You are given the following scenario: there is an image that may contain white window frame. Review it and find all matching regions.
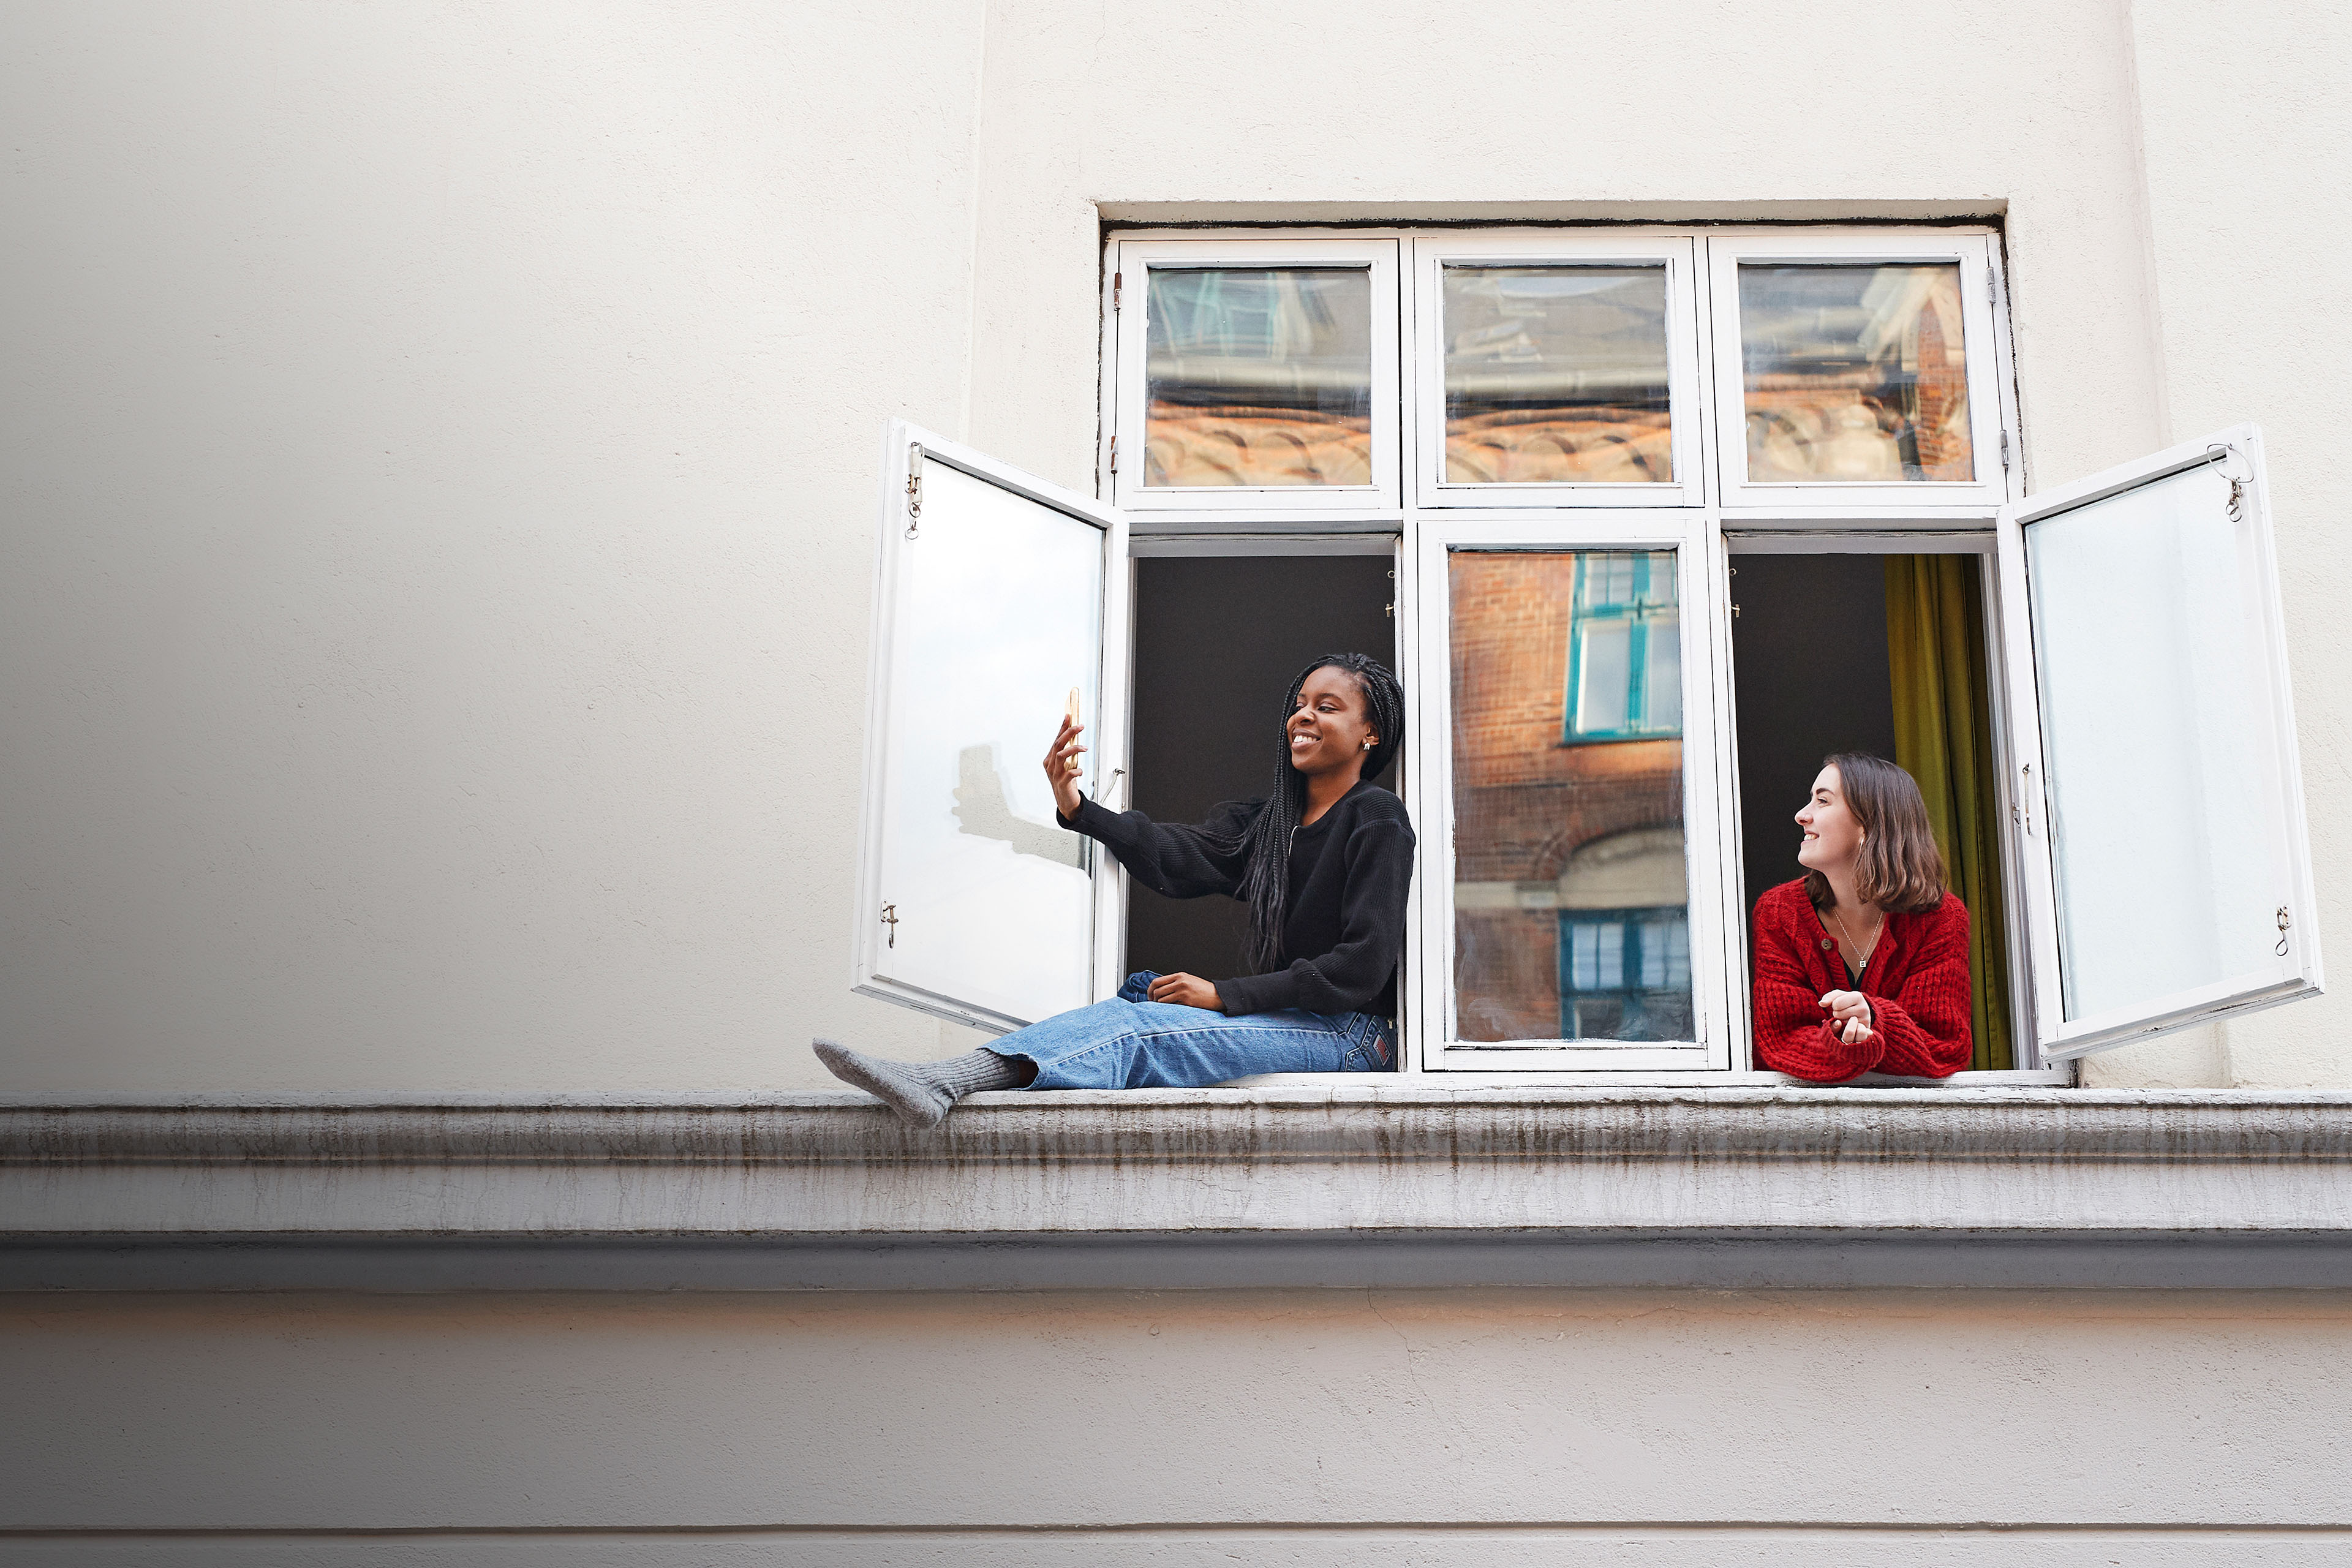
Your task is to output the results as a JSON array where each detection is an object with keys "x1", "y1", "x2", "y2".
[
  {"x1": 851, "y1": 420, "x2": 1132, "y2": 1034},
  {"x1": 1994, "y1": 423, "x2": 2324, "y2": 1060},
  {"x1": 1411, "y1": 233, "x2": 1706, "y2": 510},
  {"x1": 1110, "y1": 237, "x2": 1403, "y2": 518},
  {"x1": 1409, "y1": 510, "x2": 1736, "y2": 1073},
  {"x1": 1705, "y1": 231, "x2": 2012, "y2": 516},
  {"x1": 862, "y1": 222, "x2": 2320, "y2": 1090},
  {"x1": 1720, "y1": 528, "x2": 2050, "y2": 1081},
  {"x1": 1097, "y1": 224, "x2": 2052, "y2": 1084}
]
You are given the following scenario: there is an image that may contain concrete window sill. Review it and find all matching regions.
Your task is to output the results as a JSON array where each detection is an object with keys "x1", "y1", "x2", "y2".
[{"x1": 6, "y1": 1088, "x2": 2351, "y2": 1292}]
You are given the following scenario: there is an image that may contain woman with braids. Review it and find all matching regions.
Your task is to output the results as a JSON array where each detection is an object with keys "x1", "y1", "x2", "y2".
[
  {"x1": 815, "y1": 654, "x2": 1413, "y2": 1127},
  {"x1": 1751, "y1": 752, "x2": 1972, "y2": 1082}
]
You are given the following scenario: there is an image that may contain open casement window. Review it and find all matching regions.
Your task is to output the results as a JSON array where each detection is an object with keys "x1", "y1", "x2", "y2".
[
  {"x1": 1111, "y1": 238, "x2": 1401, "y2": 516},
  {"x1": 1411, "y1": 234, "x2": 1704, "y2": 510},
  {"x1": 1411, "y1": 511, "x2": 1736, "y2": 1071},
  {"x1": 1997, "y1": 424, "x2": 2323, "y2": 1060},
  {"x1": 853, "y1": 421, "x2": 1131, "y2": 1035},
  {"x1": 1706, "y1": 233, "x2": 2010, "y2": 514}
]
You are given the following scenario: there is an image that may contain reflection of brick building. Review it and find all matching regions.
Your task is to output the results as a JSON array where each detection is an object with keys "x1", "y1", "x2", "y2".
[
  {"x1": 1450, "y1": 553, "x2": 1686, "y2": 1042},
  {"x1": 1741, "y1": 265, "x2": 1972, "y2": 482}
]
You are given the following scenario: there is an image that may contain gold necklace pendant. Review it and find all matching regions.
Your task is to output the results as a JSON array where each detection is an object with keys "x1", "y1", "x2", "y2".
[{"x1": 1828, "y1": 905, "x2": 1883, "y2": 974}]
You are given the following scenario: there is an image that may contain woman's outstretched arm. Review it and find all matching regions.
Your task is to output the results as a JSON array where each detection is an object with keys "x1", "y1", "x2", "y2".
[
  {"x1": 1058, "y1": 793, "x2": 1257, "y2": 899},
  {"x1": 1044, "y1": 713, "x2": 1254, "y2": 899}
]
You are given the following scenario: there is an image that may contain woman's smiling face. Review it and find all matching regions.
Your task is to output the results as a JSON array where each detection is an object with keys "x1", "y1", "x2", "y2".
[
  {"x1": 1796, "y1": 763, "x2": 1864, "y2": 873},
  {"x1": 1287, "y1": 665, "x2": 1378, "y2": 778}
]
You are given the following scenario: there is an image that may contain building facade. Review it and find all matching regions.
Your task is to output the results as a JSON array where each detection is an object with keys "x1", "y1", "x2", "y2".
[{"x1": 7, "y1": 1, "x2": 2352, "y2": 1561}]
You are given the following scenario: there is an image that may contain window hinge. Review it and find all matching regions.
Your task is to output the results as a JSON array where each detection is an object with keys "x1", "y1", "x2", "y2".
[
  {"x1": 903, "y1": 444, "x2": 922, "y2": 539},
  {"x1": 1988, "y1": 257, "x2": 1997, "y2": 292},
  {"x1": 2000, "y1": 429, "x2": 2011, "y2": 472},
  {"x1": 1112, "y1": 271, "x2": 1121, "y2": 312},
  {"x1": 1109, "y1": 435, "x2": 1118, "y2": 474}
]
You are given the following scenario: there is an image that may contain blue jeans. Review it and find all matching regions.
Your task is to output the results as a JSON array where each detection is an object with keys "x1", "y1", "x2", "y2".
[{"x1": 987, "y1": 971, "x2": 1395, "y2": 1090}]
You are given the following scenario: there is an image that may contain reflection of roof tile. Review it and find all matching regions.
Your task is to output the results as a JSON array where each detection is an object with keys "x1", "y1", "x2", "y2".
[
  {"x1": 1444, "y1": 408, "x2": 1672, "y2": 484},
  {"x1": 1140, "y1": 405, "x2": 1683, "y2": 488},
  {"x1": 1143, "y1": 406, "x2": 1371, "y2": 487}
]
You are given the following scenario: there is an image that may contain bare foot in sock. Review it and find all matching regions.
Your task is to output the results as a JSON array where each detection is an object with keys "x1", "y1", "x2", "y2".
[{"x1": 812, "y1": 1039, "x2": 1024, "y2": 1128}]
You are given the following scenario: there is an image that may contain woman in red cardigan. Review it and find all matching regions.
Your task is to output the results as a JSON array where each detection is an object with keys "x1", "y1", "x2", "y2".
[{"x1": 1752, "y1": 752, "x2": 1972, "y2": 1081}]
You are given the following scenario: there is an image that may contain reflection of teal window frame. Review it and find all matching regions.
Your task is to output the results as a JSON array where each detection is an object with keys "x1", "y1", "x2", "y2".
[
  {"x1": 1558, "y1": 905, "x2": 1692, "y2": 1041},
  {"x1": 1152, "y1": 270, "x2": 1284, "y2": 359},
  {"x1": 1562, "y1": 551, "x2": 1681, "y2": 744}
]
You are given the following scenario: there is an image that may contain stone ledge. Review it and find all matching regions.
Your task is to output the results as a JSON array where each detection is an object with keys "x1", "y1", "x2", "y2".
[{"x1": 6, "y1": 1090, "x2": 2351, "y2": 1290}]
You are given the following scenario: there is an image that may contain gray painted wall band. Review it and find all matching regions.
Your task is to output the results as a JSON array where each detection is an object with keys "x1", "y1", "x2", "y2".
[{"x1": 12, "y1": 1230, "x2": 2352, "y2": 1294}]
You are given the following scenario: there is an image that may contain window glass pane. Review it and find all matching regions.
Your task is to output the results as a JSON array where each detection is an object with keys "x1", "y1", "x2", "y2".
[
  {"x1": 1643, "y1": 618, "x2": 1683, "y2": 733},
  {"x1": 1143, "y1": 268, "x2": 1373, "y2": 488},
  {"x1": 1574, "y1": 622, "x2": 1632, "y2": 732},
  {"x1": 1564, "y1": 552, "x2": 1681, "y2": 742},
  {"x1": 1450, "y1": 550, "x2": 1693, "y2": 1042},
  {"x1": 2026, "y1": 461, "x2": 2287, "y2": 1022},
  {"x1": 1738, "y1": 263, "x2": 1973, "y2": 483},
  {"x1": 1441, "y1": 265, "x2": 1673, "y2": 484}
]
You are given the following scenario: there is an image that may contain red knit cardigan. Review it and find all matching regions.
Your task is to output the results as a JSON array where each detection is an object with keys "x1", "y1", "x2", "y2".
[{"x1": 1751, "y1": 878, "x2": 1973, "y2": 1082}]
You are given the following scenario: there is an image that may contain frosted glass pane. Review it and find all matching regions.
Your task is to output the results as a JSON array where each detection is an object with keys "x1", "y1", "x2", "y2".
[
  {"x1": 875, "y1": 458, "x2": 1102, "y2": 1026},
  {"x1": 2027, "y1": 461, "x2": 2286, "y2": 1022}
]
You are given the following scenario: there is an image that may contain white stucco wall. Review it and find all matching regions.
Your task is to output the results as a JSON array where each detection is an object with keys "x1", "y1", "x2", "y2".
[
  {"x1": 7, "y1": 1288, "x2": 2352, "y2": 1559},
  {"x1": 2127, "y1": 0, "x2": 2352, "y2": 1085},
  {"x1": 6, "y1": 0, "x2": 2345, "y2": 1095},
  {"x1": 9, "y1": 5, "x2": 2352, "y2": 1556}
]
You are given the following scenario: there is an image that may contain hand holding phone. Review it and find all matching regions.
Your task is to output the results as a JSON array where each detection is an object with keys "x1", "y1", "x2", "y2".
[{"x1": 1044, "y1": 688, "x2": 1086, "y2": 820}]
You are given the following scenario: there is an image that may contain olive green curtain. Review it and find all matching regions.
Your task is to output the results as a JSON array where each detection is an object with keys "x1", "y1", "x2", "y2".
[{"x1": 1885, "y1": 555, "x2": 2013, "y2": 1071}]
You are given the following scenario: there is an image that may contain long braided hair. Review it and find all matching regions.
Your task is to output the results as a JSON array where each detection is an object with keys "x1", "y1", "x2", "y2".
[{"x1": 1225, "y1": 652, "x2": 1406, "y2": 974}]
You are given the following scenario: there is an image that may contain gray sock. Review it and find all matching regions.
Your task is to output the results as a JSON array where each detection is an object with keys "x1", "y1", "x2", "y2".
[{"x1": 811, "y1": 1040, "x2": 1025, "y2": 1128}]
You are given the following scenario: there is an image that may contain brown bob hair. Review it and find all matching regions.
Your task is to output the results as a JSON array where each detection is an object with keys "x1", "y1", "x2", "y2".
[{"x1": 1803, "y1": 752, "x2": 1947, "y2": 914}]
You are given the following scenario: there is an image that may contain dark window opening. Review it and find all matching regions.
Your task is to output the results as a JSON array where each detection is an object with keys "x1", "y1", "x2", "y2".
[
  {"x1": 1124, "y1": 551, "x2": 1396, "y2": 981},
  {"x1": 1729, "y1": 549, "x2": 2015, "y2": 1069}
]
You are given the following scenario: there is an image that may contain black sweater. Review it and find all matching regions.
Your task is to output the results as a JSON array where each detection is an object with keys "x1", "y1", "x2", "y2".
[{"x1": 1058, "y1": 780, "x2": 1415, "y2": 1019}]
